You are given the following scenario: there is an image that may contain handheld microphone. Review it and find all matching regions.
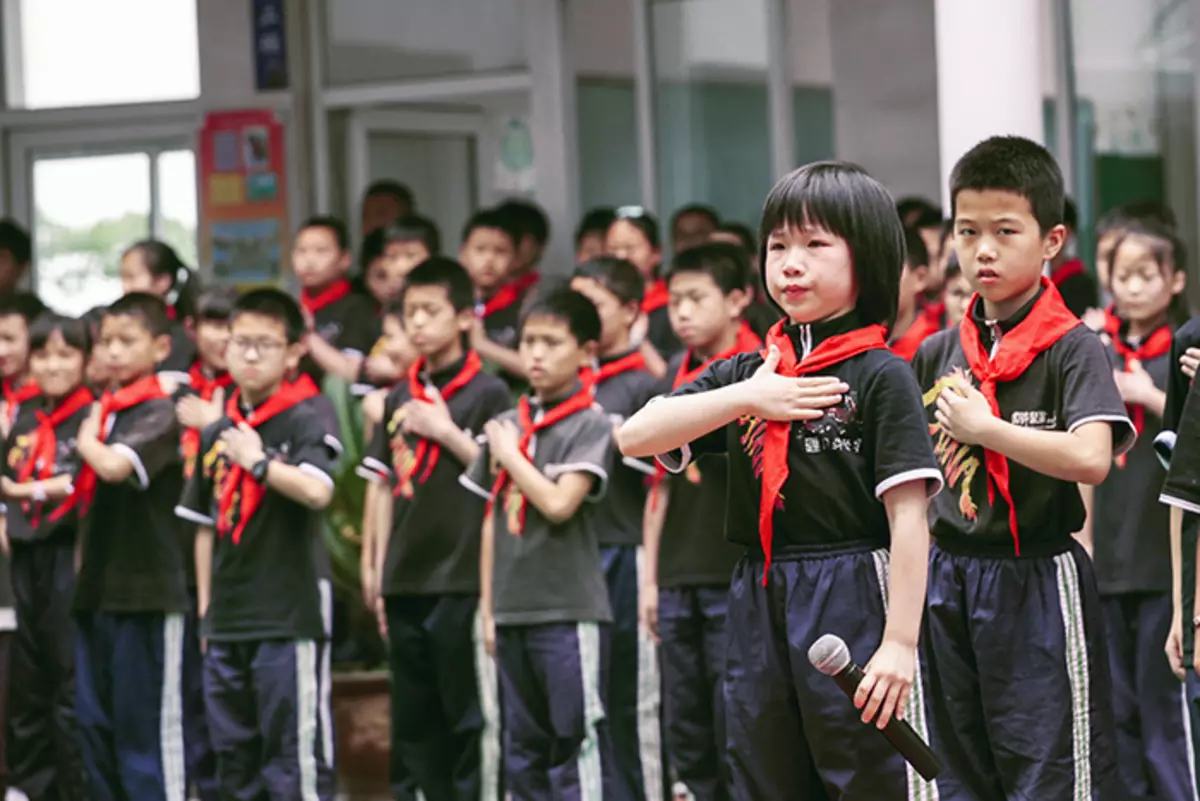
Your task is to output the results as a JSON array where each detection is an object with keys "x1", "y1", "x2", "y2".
[{"x1": 807, "y1": 634, "x2": 943, "y2": 781}]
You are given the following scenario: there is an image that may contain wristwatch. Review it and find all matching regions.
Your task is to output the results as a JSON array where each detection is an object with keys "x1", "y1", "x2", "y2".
[{"x1": 250, "y1": 458, "x2": 270, "y2": 483}]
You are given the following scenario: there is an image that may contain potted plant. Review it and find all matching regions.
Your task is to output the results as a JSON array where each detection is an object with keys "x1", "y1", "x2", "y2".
[{"x1": 321, "y1": 376, "x2": 391, "y2": 799}]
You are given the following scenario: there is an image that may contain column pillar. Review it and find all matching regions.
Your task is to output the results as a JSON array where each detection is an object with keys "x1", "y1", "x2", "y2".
[{"x1": 935, "y1": 0, "x2": 1044, "y2": 209}]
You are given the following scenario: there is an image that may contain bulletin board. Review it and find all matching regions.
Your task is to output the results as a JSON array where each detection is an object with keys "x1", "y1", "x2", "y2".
[{"x1": 199, "y1": 109, "x2": 289, "y2": 287}]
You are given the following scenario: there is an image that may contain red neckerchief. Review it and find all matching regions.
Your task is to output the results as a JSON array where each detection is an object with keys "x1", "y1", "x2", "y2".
[
  {"x1": 166, "y1": 305, "x2": 178, "y2": 321},
  {"x1": 181, "y1": 363, "x2": 234, "y2": 480},
  {"x1": 54, "y1": 376, "x2": 167, "y2": 522},
  {"x1": 1103, "y1": 304, "x2": 1121, "y2": 339},
  {"x1": 1050, "y1": 258, "x2": 1087, "y2": 287},
  {"x1": 1112, "y1": 321, "x2": 1172, "y2": 444},
  {"x1": 481, "y1": 272, "x2": 540, "y2": 319},
  {"x1": 650, "y1": 323, "x2": 763, "y2": 508},
  {"x1": 3, "y1": 378, "x2": 40, "y2": 426},
  {"x1": 889, "y1": 310, "x2": 942, "y2": 361},
  {"x1": 396, "y1": 351, "x2": 482, "y2": 493},
  {"x1": 759, "y1": 320, "x2": 887, "y2": 584},
  {"x1": 924, "y1": 301, "x2": 947, "y2": 329},
  {"x1": 301, "y1": 279, "x2": 352, "y2": 316},
  {"x1": 217, "y1": 379, "x2": 319, "y2": 544},
  {"x1": 583, "y1": 350, "x2": 647, "y2": 392},
  {"x1": 20, "y1": 386, "x2": 94, "y2": 527},
  {"x1": 487, "y1": 385, "x2": 594, "y2": 534},
  {"x1": 958, "y1": 278, "x2": 1080, "y2": 555},
  {"x1": 642, "y1": 280, "x2": 669, "y2": 314}
]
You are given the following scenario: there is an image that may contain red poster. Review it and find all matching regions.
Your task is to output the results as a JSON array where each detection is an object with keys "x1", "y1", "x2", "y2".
[{"x1": 199, "y1": 109, "x2": 289, "y2": 287}]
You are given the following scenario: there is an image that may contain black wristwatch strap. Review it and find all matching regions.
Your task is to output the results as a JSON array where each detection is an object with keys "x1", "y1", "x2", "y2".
[{"x1": 250, "y1": 458, "x2": 270, "y2": 483}]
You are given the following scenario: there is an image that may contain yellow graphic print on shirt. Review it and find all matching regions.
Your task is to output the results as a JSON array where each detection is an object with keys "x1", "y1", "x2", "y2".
[
  {"x1": 386, "y1": 407, "x2": 417, "y2": 499},
  {"x1": 923, "y1": 368, "x2": 980, "y2": 520},
  {"x1": 203, "y1": 440, "x2": 237, "y2": 530},
  {"x1": 7, "y1": 434, "x2": 30, "y2": 472},
  {"x1": 739, "y1": 414, "x2": 784, "y2": 510},
  {"x1": 505, "y1": 483, "x2": 524, "y2": 532}
]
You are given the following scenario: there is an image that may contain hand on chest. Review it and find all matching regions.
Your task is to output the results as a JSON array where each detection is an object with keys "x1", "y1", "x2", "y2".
[{"x1": 738, "y1": 391, "x2": 863, "y2": 464}]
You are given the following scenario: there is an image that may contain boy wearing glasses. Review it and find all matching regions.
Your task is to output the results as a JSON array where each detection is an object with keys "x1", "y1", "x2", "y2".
[{"x1": 176, "y1": 289, "x2": 340, "y2": 801}]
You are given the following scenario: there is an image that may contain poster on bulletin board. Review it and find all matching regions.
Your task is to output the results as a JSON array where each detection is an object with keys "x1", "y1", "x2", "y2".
[{"x1": 199, "y1": 109, "x2": 288, "y2": 288}]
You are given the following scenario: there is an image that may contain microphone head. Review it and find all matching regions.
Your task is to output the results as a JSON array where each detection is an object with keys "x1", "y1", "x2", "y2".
[{"x1": 808, "y1": 634, "x2": 851, "y2": 676}]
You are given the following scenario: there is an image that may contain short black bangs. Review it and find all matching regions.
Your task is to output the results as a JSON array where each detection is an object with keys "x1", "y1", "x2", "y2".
[{"x1": 757, "y1": 161, "x2": 904, "y2": 327}]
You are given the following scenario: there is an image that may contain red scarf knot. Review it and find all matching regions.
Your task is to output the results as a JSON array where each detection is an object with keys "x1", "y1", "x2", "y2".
[
  {"x1": 300, "y1": 279, "x2": 352, "y2": 316},
  {"x1": 394, "y1": 352, "x2": 482, "y2": 495},
  {"x1": 19, "y1": 386, "x2": 94, "y2": 526},
  {"x1": 480, "y1": 272, "x2": 541, "y2": 319},
  {"x1": 216, "y1": 379, "x2": 319, "y2": 544},
  {"x1": 55, "y1": 376, "x2": 168, "y2": 522},
  {"x1": 650, "y1": 323, "x2": 763, "y2": 509},
  {"x1": 1111, "y1": 322, "x2": 1172, "y2": 466},
  {"x1": 757, "y1": 319, "x2": 887, "y2": 585},
  {"x1": 641, "y1": 280, "x2": 670, "y2": 314},
  {"x1": 2, "y1": 379, "x2": 41, "y2": 426},
  {"x1": 957, "y1": 278, "x2": 1080, "y2": 555},
  {"x1": 181, "y1": 363, "x2": 234, "y2": 479},
  {"x1": 486, "y1": 385, "x2": 595, "y2": 534}
]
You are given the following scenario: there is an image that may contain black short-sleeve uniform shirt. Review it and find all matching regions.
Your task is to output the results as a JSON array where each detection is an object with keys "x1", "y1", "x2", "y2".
[
  {"x1": 462, "y1": 397, "x2": 613, "y2": 625},
  {"x1": 75, "y1": 397, "x2": 187, "y2": 614},
  {"x1": 655, "y1": 351, "x2": 746, "y2": 588},
  {"x1": 3, "y1": 398, "x2": 90, "y2": 544},
  {"x1": 647, "y1": 306, "x2": 682, "y2": 359},
  {"x1": 590, "y1": 352, "x2": 660, "y2": 548},
  {"x1": 1093, "y1": 328, "x2": 1172, "y2": 594},
  {"x1": 160, "y1": 320, "x2": 198, "y2": 374},
  {"x1": 912, "y1": 294, "x2": 1135, "y2": 555},
  {"x1": 659, "y1": 314, "x2": 944, "y2": 554},
  {"x1": 176, "y1": 400, "x2": 337, "y2": 641},
  {"x1": 359, "y1": 357, "x2": 511, "y2": 596},
  {"x1": 302, "y1": 291, "x2": 382, "y2": 384}
]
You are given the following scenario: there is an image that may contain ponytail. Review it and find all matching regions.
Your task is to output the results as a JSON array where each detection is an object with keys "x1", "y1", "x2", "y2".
[{"x1": 123, "y1": 239, "x2": 201, "y2": 320}]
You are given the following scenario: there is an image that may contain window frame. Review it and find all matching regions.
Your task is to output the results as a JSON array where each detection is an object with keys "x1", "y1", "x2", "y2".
[{"x1": 7, "y1": 119, "x2": 198, "y2": 292}]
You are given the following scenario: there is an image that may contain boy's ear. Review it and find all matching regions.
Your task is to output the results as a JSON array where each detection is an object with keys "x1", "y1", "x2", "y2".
[
  {"x1": 725, "y1": 287, "x2": 750, "y2": 317},
  {"x1": 1172, "y1": 269, "x2": 1188, "y2": 296},
  {"x1": 285, "y1": 342, "x2": 305, "y2": 372},
  {"x1": 152, "y1": 333, "x2": 173, "y2": 365},
  {"x1": 1041, "y1": 223, "x2": 1067, "y2": 263},
  {"x1": 912, "y1": 263, "x2": 930, "y2": 293},
  {"x1": 456, "y1": 307, "x2": 477, "y2": 333}
]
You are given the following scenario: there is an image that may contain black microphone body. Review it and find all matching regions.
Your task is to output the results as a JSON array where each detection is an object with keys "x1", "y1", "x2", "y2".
[{"x1": 830, "y1": 661, "x2": 943, "y2": 781}]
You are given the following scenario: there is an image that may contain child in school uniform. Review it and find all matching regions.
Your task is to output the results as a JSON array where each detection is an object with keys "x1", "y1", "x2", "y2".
[
  {"x1": 888, "y1": 228, "x2": 939, "y2": 361},
  {"x1": 176, "y1": 289, "x2": 340, "y2": 801},
  {"x1": 0, "y1": 293, "x2": 48, "y2": 429},
  {"x1": 575, "y1": 208, "x2": 617, "y2": 264},
  {"x1": 571, "y1": 256, "x2": 665, "y2": 801},
  {"x1": 637, "y1": 243, "x2": 760, "y2": 801},
  {"x1": 461, "y1": 209, "x2": 530, "y2": 382},
  {"x1": 295, "y1": 215, "x2": 382, "y2": 385},
  {"x1": 72, "y1": 292, "x2": 189, "y2": 801},
  {"x1": 1087, "y1": 220, "x2": 1194, "y2": 798},
  {"x1": 357, "y1": 257, "x2": 510, "y2": 799},
  {"x1": 2, "y1": 313, "x2": 92, "y2": 801},
  {"x1": 120, "y1": 239, "x2": 200, "y2": 374},
  {"x1": 605, "y1": 208, "x2": 680, "y2": 365},
  {"x1": 912, "y1": 136, "x2": 1134, "y2": 800},
  {"x1": 495, "y1": 199, "x2": 549, "y2": 285},
  {"x1": 171, "y1": 288, "x2": 236, "y2": 801},
  {"x1": 621, "y1": 162, "x2": 943, "y2": 798},
  {"x1": 462, "y1": 287, "x2": 616, "y2": 800}
]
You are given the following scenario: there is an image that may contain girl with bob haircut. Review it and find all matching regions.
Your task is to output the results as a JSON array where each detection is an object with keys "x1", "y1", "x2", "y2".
[{"x1": 620, "y1": 161, "x2": 943, "y2": 798}]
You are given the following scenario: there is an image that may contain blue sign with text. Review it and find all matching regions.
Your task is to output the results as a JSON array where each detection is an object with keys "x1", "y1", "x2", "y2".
[{"x1": 252, "y1": 0, "x2": 288, "y2": 91}]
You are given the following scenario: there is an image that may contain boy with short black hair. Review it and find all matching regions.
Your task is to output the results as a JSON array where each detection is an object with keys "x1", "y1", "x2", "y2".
[
  {"x1": 571, "y1": 256, "x2": 664, "y2": 801},
  {"x1": 0, "y1": 293, "x2": 48, "y2": 428},
  {"x1": 669, "y1": 204, "x2": 719, "y2": 254},
  {"x1": 73, "y1": 291, "x2": 188, "y2": 801},
  {"x1": 463, "y1": 287, "x2": 615, "y2": 799},
  {"x1": 358, "y1": 257, "x2": 510, "y2": 798},
  {"x1": 461, "y1": 209, "x2": 528, "y2": 380},
  {"x1": 294, "y1": 215, "x2": 381, "y2": 385},
  {"x1": 638, "y1": 243, "x2": 760, "y2": 800},
  {"x1": 176, "y1": 288, "x2": 339, "y2": 801},
  {"x1": 363, "y1": 180, "x2": 415, "y2": 236},
  {"x1": 0, "y1": 220, "x2": 32, "y2": 296},
  {"x1": 913, "y1": 135, "x2": 1135, "y2": 799},
  {"x1": 495, "y1": 199, "x2": 550, "y2": 282},
  {"x1": 576, "y1": 208, "x2": 617, "y2": 264}
]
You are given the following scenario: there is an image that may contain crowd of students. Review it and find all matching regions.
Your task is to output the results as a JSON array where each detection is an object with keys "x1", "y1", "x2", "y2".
[{"x1": 0, "y1": 134, "x2": 1194, "y2": 801}]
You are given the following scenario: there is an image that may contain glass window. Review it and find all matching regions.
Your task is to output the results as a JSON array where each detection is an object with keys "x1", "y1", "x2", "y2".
[
  {"x1": 325, "y1": 0, "x2": 525, "y2": 85},
  {"x1": 8, "y1": 0, "x2": 200, "y2": 109},
  {"x1": 650, "y1": 0, "x2": 773, "y2": 249},
  {"x1": 157, "y1": 150, "x2": 199, "y2": 267},
  {"x1": 33, "y1": 153, "x2": 152, "y2": 314}
]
